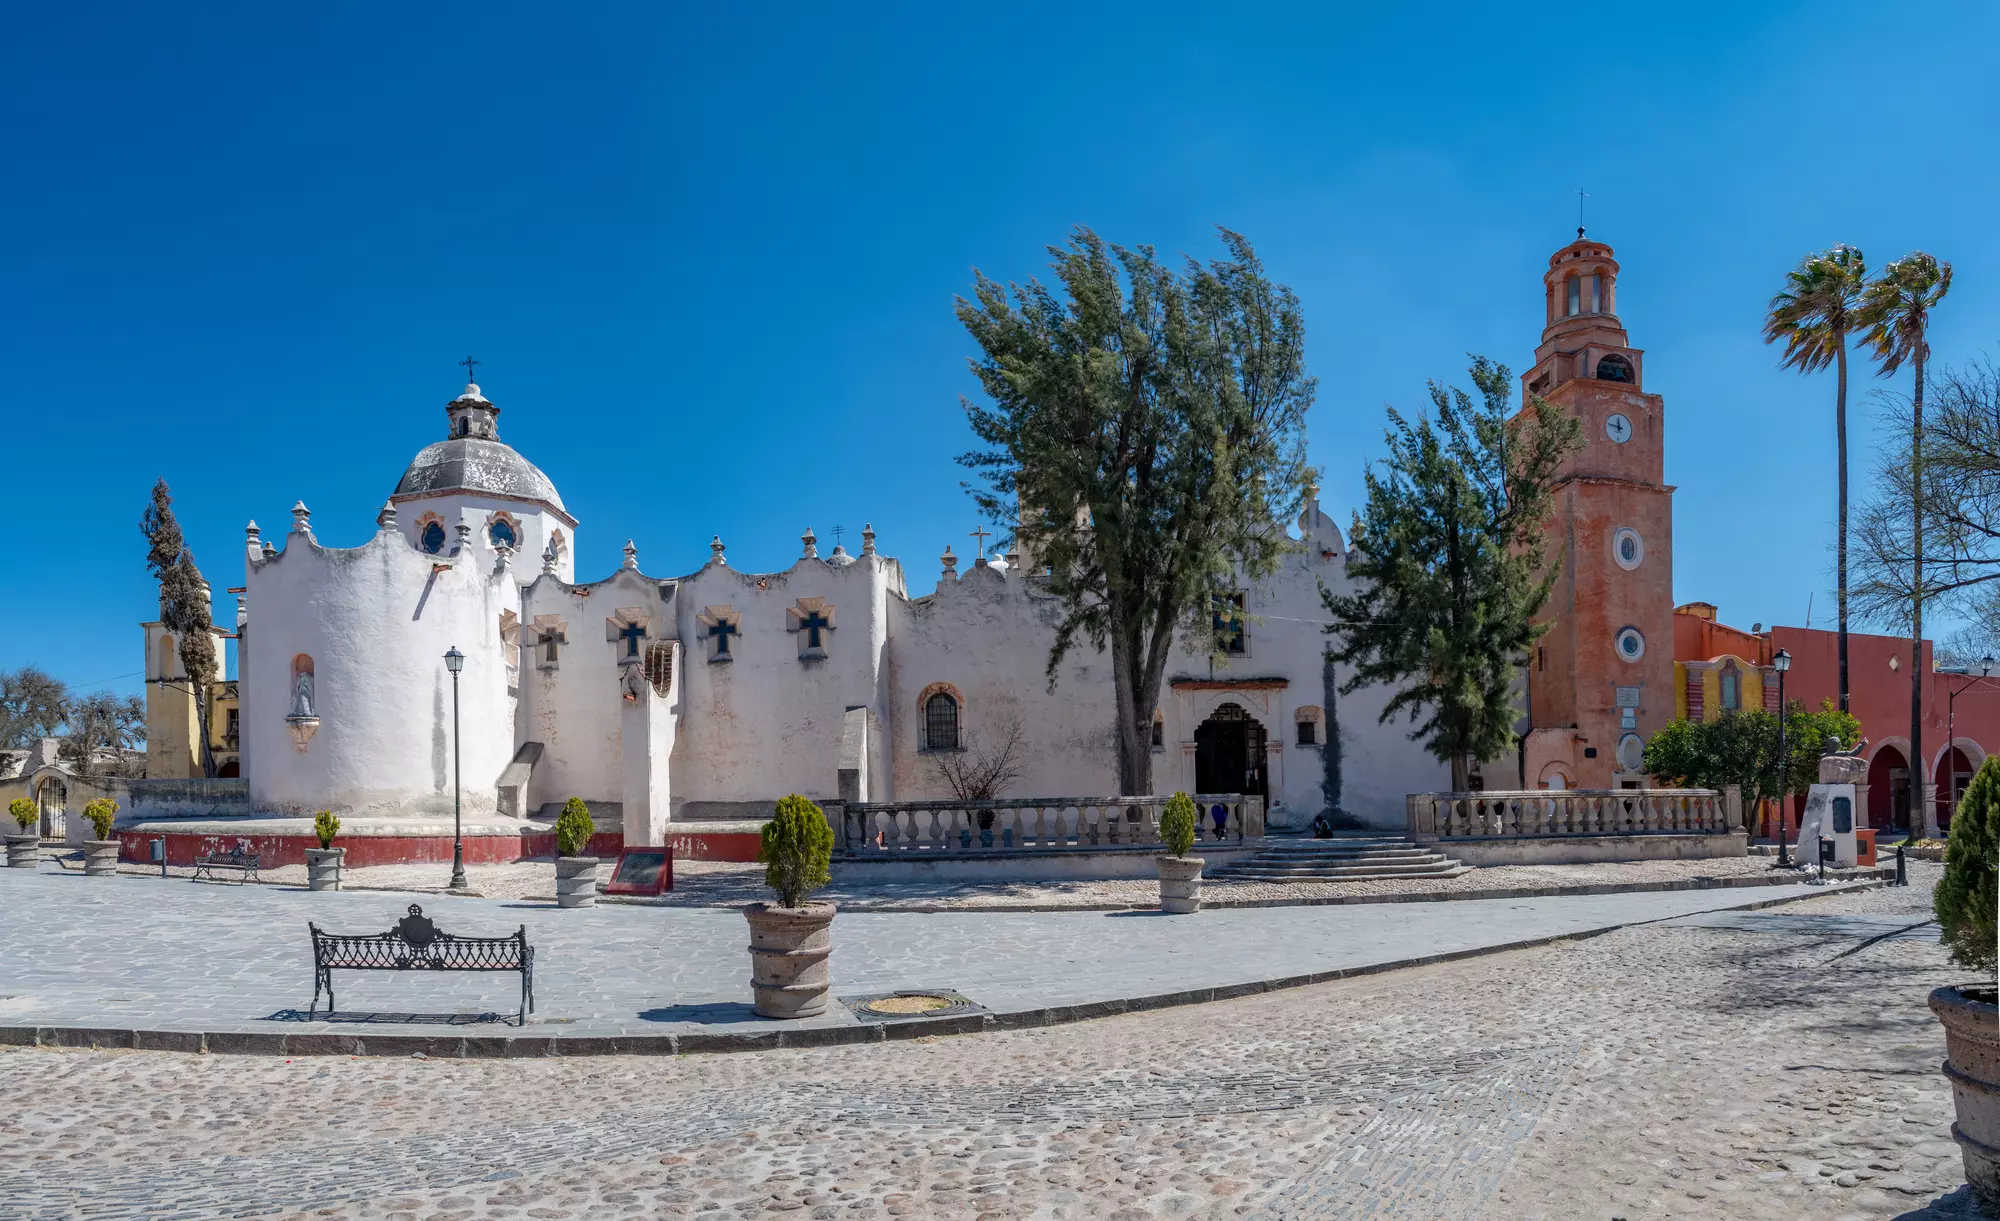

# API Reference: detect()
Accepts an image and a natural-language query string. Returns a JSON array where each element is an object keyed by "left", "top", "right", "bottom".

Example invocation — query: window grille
[{"left": 924, "top": 692, "right": 959, "bottom": 751}]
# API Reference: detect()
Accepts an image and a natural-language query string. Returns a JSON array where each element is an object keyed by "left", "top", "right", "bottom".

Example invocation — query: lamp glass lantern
[{"left": 445, "top": 646, "right": 465, "bottom": 674}]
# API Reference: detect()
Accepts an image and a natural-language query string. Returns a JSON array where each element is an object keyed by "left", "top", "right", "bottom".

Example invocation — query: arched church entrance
[
  {"left": 1194, "top": 702, "right": 1268, "bottom": 798},
  {"left": 1867, "top": 745, "right": 1911, "bottom": 832}
]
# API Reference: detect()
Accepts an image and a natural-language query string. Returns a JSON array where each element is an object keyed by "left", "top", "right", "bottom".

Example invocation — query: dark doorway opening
[{"left": 1194, "top": 703, "right": 1267, "bottom": 797}]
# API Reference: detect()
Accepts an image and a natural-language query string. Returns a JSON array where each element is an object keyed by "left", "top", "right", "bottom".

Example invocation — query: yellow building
[
  {"left": 1671, "top": 602, "right": 1779, "bottom": 723},
  {"left": 142, "top": 616, "right": 238, "bottom": 779}
]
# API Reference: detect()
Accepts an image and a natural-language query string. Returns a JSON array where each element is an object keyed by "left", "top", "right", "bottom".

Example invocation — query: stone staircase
[{"left": 1208, "top": 831, "right": 1467, "bottom": 882}]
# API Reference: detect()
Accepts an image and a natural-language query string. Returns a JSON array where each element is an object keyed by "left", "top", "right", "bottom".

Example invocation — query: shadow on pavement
[
  {"left": 262, "top": 1008, "right": 511, "bottom": 1026},
  {"left": 1893, "top": 1184, "right": 1990, "bottom": 1218},
  {"left": 636, "top": 1001, "right": 766, "bottom": 1024}
]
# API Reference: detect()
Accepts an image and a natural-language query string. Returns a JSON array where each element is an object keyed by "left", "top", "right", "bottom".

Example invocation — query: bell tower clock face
[{"left": 1604, "top": 413, "right": 1633, "bottom": 444}]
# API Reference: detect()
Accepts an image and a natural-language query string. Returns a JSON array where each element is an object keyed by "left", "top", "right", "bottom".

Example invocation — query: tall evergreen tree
[
  {"left": 1763, "top": 245, "right": 1866, "bottom": 713},
  {"left": 1858, "top": 252, "right": 1953, "bottom": 830},
  {"left": 140, "top": 479, "right": 219, "bottom": 777},
  {"left": 958, "top": 227, "right": 1314, "bottom": 794},
  {"left": 1323, "top": 359, "right": 1582, "bottom": 790}
]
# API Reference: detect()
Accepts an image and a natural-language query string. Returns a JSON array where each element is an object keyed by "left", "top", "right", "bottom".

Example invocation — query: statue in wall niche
[{"left": 290, "top": 672, "right": 316, "bottom": 720}]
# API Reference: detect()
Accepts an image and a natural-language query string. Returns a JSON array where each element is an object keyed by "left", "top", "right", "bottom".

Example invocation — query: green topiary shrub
[
  {"left": 1937, "top": 756, "right": 2000, "bottom": 977},
  {"left": 1159, "top": 792, "right": 1198, "bottom": 858},
  {"left": 8, "top": 798, "right": 36, "bottom": 833},
  {"left": 759, "top": 794, "right": 833, "bottom": 908},
  {"left": 82, "top": 798, "right": 119, "bottom": 842},
  {"left": 313, "top": 810, "right": 341, "bottom": 850},
  {"left": 555, "top": 797, "right": 594, "bottom": 858}
]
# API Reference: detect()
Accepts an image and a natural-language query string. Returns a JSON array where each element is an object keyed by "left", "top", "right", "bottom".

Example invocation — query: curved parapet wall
[{"left": 242, "top": 520, "right": 518, "bottom": 819}]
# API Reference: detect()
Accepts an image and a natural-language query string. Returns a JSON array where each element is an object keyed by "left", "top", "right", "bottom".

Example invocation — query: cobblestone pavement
[
  {"left": 0, "top": 865, "right": 1975, "bottom": 1220},
  {"left": 106, "top": 849, "right": 1808, "bottom": 909}
]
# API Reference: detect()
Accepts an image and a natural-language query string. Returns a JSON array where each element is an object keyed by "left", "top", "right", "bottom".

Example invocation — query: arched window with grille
[{"left": 924, "top": 691, "right": 959, "bottom": 751}]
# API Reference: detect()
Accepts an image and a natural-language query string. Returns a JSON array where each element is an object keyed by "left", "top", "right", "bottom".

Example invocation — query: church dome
[{"left": 390, "top": 383, "right": 569, "bottom": 517}]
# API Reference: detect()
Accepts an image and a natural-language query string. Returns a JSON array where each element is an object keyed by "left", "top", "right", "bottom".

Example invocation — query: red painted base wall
[{"left": 118, "top": 825, "right": 764, "bottom": 868}]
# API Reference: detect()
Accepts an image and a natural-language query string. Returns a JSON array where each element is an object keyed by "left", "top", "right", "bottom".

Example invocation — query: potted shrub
[
  {"left": 6, "top": 798, "right": 38, "bottom": 869},
  {"left": 552, "top": 797, "right": 598, "bottom": 908},
  {"left": 1930, "top": 756, "right": 2000, "bottom": 1209},
  {"left": 1156, "top": 791, "right": 1203, "bottom": 914},
  {"left": 305, "top": 810, "right": 345, "bottom": 891},
  {"left": 80, "top": 798, "right": 121, "bottom": 877},
  {"left": 744, "top": 794, "right": 835, "bottom": 1018}
]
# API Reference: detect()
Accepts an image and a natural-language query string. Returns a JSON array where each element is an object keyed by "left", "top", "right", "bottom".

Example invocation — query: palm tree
[
  {"left": 1763, "top": 245, "right": 1867, "bottom": 716},
  {"left": 1857, "top": 251, "right": 1954, "bottom": 834}
]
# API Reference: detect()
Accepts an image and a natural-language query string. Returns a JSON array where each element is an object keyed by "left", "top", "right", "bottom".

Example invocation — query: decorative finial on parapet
[
  {"left": 801, "top": 527, "right": 818, "bottom": 559},
  {"left": 494, "top": 543, "right": 514, "bottom": 574},
  {"left": 291, "top": 501, "right": 312, "bottom": 536},
  {"left": 541, "top": 540, "right": 559, "bottom": 575},
  {"left": 376, "top": 501, "right": 398, "bottom": 530},
  {"left": 454, "top": 521, "right": 472, "bottom": 552},
  {"left": 622, "top": 539, "right": 639, "bottom": 570},
  {"left": 710, "top": 535, "right": 727, "bottom": 565},
  {"left": 245, "top": 520, "right": 261, "bottom": 547},
  {"left": 861, "top": 523, "right": 876, "bottom": 556},
  {"left": 941, "top": 544, "right": 958, "bottom": 581}
]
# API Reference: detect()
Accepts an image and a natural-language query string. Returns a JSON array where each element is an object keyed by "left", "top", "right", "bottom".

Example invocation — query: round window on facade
[
  {"left": 1617, "top": 733, "right": 1645, "bottom": 772},
  {"left": 1615, "top": 626, "right": 1646, "bottom": 662},
  {"left": 1613, "top": 527, "right": 1643, "bottom": 571}
]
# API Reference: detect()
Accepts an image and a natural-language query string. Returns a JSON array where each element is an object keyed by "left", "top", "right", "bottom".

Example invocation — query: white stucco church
[{"left": 223, "top": 378, "right": 1446, "bottom": 847}]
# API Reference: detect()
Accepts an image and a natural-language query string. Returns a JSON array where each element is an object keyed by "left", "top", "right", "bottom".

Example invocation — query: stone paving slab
[{"left": 0, "top": 869, "right": 1879, "bottom": 1055}]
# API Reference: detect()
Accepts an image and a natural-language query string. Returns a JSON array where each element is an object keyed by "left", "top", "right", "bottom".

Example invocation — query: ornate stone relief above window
[
  {"left": 486, "top": 510, "right": 522, "bottom": 550},
  {"left": 786, "top": 597, "right": 835, "bottom": 661},
  {"left": 416, "top": 512, "right": 448, "bottom": 555},
  {"left": 1294, "top": 704, "right": 1325, "bottom": 747},
  {"left": 530, "top": 614, "right": 567, "bottom": 671},
  {"left": 696, "top": 604, "right": 742, "bottom": 663},
  {"left": 606, "top": 608, "right": 650, "bottom": 664}
]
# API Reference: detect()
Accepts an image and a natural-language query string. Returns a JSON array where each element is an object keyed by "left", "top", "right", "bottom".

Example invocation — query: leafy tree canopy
[
  {"left": 1323, "top": 358, "right": 1582, "bottom": 790},
  {"left": 0, "top": 666, "right": 71, "bottom": 748},
  {"left": 957, "top": 227, "right": 1314, "bottom": 794}
]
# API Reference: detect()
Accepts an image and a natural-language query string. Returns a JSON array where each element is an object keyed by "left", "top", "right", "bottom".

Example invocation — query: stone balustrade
[
  {"left": 833, "top": 794, "right": 1261, "bottom": 856},
  {"left": 1406, "top": 788, "right": 1730, "bottom": 840}
]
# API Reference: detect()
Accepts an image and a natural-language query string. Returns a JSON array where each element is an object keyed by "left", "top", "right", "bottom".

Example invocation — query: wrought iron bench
[
  {"left": 308, "top": 904, "right": 535, "bottom": 1026},
  {"left": 191, "top": 846, "right": 262, "bottom": 884}
]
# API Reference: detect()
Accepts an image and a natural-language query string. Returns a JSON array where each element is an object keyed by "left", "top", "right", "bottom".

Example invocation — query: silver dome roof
[{"left": 392, "top": 437, "right": 568, "bottom": 515}]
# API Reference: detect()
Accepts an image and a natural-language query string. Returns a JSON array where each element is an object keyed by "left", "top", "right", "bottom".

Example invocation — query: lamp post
[
  {"left": 1772, "top": 648, "right": 1793, "bottom": 868},
  {"left": 1942, "top": 653, "right": 1996, "bottom": 827},
  {"left": 444, "top": 646, "right": 467, "bottom": 892}
]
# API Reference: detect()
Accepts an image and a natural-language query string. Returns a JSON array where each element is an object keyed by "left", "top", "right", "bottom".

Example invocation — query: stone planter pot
[
  {"left": 83, "top": 840, "right": 121, "bottom": 877},
  {"left": 554, "top": 856, "right": 599, "bottom": 908},
  {"left": 1931, "top": 984, "right": 2000, "bottom": 1208},
  {"left": 305, "top": 847, "right": 346, "bottom": 892},
  {"left": 744, "top": 902, "right": 835, "bottom": 1019},
  {"left": 5, "top": 833, "right": 38, "bottom": 869},
  {"left": 1157, "top": 854, "right": 1205, "bottom": 914}
]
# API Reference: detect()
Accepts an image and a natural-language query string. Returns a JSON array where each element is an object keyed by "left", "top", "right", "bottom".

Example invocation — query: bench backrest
[{"left": 309, "top": 904, "right": 529, "bottom": 969}]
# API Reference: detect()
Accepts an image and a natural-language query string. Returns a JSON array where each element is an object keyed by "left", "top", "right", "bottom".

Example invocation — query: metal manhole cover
[{"left": 840, "top": 989, "right": 986, "bottom": 1023}]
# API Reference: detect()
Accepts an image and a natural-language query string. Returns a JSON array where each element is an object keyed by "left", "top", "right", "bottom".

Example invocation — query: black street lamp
[
  {"left": 1772, "top": 648, "right": 1793, "bottom": 868},
  {"left": 444, "top": 646, "right": 467, "bottom": 893}
]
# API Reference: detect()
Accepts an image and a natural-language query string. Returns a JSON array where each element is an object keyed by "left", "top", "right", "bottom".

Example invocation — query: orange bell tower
[{"left": 1519, "top": 233, "right": 1676, "bottom": 790}]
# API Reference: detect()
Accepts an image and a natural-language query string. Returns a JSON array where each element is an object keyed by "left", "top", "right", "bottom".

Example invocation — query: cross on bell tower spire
[{"left": 459, "top": 356, "right": 480, "bottom": 386}]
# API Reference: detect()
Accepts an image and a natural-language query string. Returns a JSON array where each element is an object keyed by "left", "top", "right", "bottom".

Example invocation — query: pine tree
[
  {"left": 1324, "top": 359, "right": 1582, "bottom": 790},
  {"left": 1936, "top": 755, "right": 1998, "bottom": 976}
]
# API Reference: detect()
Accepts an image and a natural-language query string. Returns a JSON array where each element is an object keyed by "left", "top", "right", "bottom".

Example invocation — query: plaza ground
[{"left": 0, "top": 862, "right": 1981, "bottom": 1218}]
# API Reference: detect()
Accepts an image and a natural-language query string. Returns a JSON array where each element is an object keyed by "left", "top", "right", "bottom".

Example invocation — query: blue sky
[{"left": 5, "top": 2, "right": 1996, "bottom": 698}]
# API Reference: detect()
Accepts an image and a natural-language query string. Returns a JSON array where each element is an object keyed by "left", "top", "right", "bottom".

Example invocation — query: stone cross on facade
[
  {"left": 696, "top": 605, "right": 741, "bottom": 662},
  {"left": 606, "top": 610, "right": 649, "bottom": 661},
  {"left": 785, "top": 597, "right": 835, "bottom": 659}
]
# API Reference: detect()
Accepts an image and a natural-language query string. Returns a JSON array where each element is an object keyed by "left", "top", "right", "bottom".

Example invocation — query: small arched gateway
[{"left": 1194, "top": 702, "right": 1267, "bottom": 798}]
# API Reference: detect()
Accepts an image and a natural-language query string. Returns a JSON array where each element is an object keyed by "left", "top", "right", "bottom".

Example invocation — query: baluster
[{"left": 1031, "top": 803, "right": 1048, "bottom": 848}]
